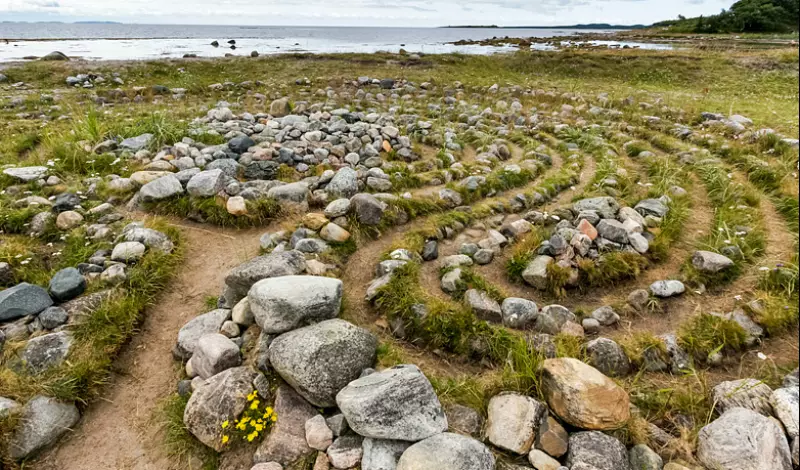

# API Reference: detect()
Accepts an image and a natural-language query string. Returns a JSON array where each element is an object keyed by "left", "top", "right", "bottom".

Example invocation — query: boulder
[
  {"left": 189, "top": 333, "right": 241, "bottom": 379},
  {"left": 270, "top": 319, "right": 377, "bottom": 407},
  {"left": 485, "top": 393, "right": 547, "bottom": 454},
  {"left": 566, "top": 431, "right": 631, "bottom": 470},
  {"left": 248, "top": 275, "right": 343, "bottom": 334},
  {"left": 0, "top": 283, "right": 53, "bottom": 322},
  {"left": 306, "top": 414, "right": 334, "bottom": 451},
  {"left": 268, "top": 182, "right": 310, "bottom": 210},
  {"left": 395, "top": 433, "right": 495, "bottom": 470},
  {"left": 712, "top": 378, "right": 773, "bottom": 416},
  {"left": 48, "top": 267, "right": 86, "bottom": 302},
  {"left": 501, "top": 298, "right": 538, "bottom": 329},
  {"left": 628, "top": 444, "right": 663, "bottom": 470},
  {"left": 7, "top": 396, "right": 80, "bottom": 460},
  {"left": 691, "top": 250, "right": 734, "bottom": 273},
  {"left": 225, "top": 250, "right": 307, "bottom": 299},
  {"left": 327, "top": 435, "right": 363, "bottom": 469},
  {"left": 184, "top": 367, "right": 257, "bottom": 452},
  {"left": 325, "top": 198, "right": 351, "bottom": 218},
  {"left": 229, "top": 135, "right": 255, "bottom": 153},
  {"left": 327, "top": 168, "right": 359, "bottom": 199},
  {"left": 573, "top": 197, "right": 619, "bottom": 219},
  {"left": 541, "top": 358, "right": 630, "bottom": 430},
  {"left": 635, "top": 199, "right": 669, "bottom": 218},
  {"left": 254, "top": 385, "right": 318, "bottom": 465},
  {"left": 649, "top": 280, "right": 685, "bottom": 298},
  {"left": 463, "top": 289, "right": 502, "bottom": 323},
  {"left": 139, "top": 174, "right": 184, "bottom": 202},
  {"left": 596, "top": 219, "right": 628, "bottom": 244},
  {"left": 111, "top": 241, "right": 146, "bottom": 262},
  {"left": 770, "top": 387, "right": 799, "bottom": 438},
  {"left": 38, "top": 306, "right": 68, "bottom": 329},
  {"left": 591, "top": 306, "right": 619, "bottom": 326},
  {"left": 586, "top": 338, "right": 631, "bottom": 377},
  {"left": 175, "top": 309, "right": 231, "bottom": 359},
  {"left": 528, "top": 449, "right": 561, "bottom": 470},
  {"left": 522, "top": 255, "right": 553, "bottom": 290},
  {"left": 336, "top": 364, "right": 447, "bottom": 441},
  {"left": 119, "top": 133, "right": 153, "bottom": 151},
  {"left": 320, "top": 223, "right": 351, "bottom": 243},
  {"left": 3, "top": 166, "right": 48, "bottom": 182},
  {"left": 362, "top": 438, "right": 410, "bottom": 470},
  {"left": 56, "top": 211, "right": 83, "bottom": 230},
  {"left": 20, "top": 331, "right": 72, "bottom": 374},
  {"left": 444, "top": 404, "right": 482, "bottom": 437},
  {"left": 351, "top": 193, "right": 384, "bottom": 226},
  {"left": 186, "top": 169, "right": 225, "bottom": 197},
  {"left": 697, "top": 407, "right": 792, "bottom": 470},
  {"left": 536, "top": 305, "right": 576, "bottom": 335},
  {"left": 534, "top": 415, "right": 569, "bottom": 458}
]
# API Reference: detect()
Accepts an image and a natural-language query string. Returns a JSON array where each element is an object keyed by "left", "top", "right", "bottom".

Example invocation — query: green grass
[
  {"left": 158, "top": 394, "right": 219, "bottom": 470},
  {"left": 678, "top": 312, "right": 748, "bottom": 361},
  {"left": 144, "top": 196, "right": 281, "bottom": 228}
]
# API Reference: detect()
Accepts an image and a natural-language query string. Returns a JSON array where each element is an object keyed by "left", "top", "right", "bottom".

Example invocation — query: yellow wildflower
[
  {"left": 271, "top": 415, "right": 277, "bottom": 422},
  {"left": 221, "top": 435, "right": 229, "bottom": 445},
  {"left": 221, "top": 420, "right": 229, "bottom": 429},
  {"left": 247, "top": 432, "right": 257, "bottom": 442}
]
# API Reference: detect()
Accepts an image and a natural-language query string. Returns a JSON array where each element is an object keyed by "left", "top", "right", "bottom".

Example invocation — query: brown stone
[
  {"left": 577, "top": 219, "right": 598, "bottom": 241},
  {"left": 535, "top": 416, "right": 569, "bottom": 458}
]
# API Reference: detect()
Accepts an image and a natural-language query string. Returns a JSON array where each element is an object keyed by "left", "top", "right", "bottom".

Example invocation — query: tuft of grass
[
  {"left": 144, "top": 196, "right": 281, "bottom": 228},
  {"left": 158, "top": 394, "right": 219, "bottom": 469},
  {"left": 678, "top": 312, "right": 748, "bottom": 361}
]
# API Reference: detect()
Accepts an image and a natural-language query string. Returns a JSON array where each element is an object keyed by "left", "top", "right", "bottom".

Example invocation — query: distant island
[
  {"left": 442, "top": 24, "right": 647, "bottom": 30},
  {"left": 74, "top": 21, "right": 122, "bottom": 24}
]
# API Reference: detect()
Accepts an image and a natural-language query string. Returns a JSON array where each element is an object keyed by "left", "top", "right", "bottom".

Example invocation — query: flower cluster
[{"left": 220, "top": 390, "right": 276, "bottom": 446}]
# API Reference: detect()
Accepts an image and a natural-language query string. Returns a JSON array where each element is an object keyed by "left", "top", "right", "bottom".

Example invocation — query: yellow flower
[
  {"left": 241, "top": 416, "right": 250, "bottom": 424},
  {"left": 221, "top": 435, "right": 229, "bottom": 445},
  {"left": 265, "top": 407, "right": 273, "bottom": 415},
  {"left": 250, "top": 400, "right": 260, "bottom": 410},
  {"left": 247, "top": 432, "right": 257, "bottom": 442},
  {"left": 271, "top": 415, "right": 277, "bottom": 422},
  {"left": 255, "top": 423, "right": 264, "bottom": 431},
  {"left": 221, "top": 420, "right": 229, "bottom": 429}
]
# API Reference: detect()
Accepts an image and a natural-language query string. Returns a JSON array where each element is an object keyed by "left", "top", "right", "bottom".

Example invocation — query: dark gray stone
[
  {"left": 0, "top": 283, "right": 53, "bottom": 322},
  {"left": 48, "top": 268, "right": 86, "bottom": 302}
]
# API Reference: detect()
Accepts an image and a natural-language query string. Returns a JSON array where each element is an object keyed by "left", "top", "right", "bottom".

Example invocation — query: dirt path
[{"left": 35, "top": 220, "right": 267, "bottom": 470}]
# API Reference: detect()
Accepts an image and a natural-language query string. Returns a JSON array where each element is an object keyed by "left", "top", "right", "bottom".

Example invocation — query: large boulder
[
  {"left": 184, "top": 367, "right": 256, "bottom": 451},
  {"left": 485, "top": 393, "right": 547, "bottom": 454},
  {"left": 248, "top": 276, "right": 343, "bottom": 334},
  {"left": 395, "top": 433, "right": 495, "bottom": 470},
  {"left": 139, "top": 174, "right": 184, "bottom": 202},
  {"left": 254, "top": 385, "right": 318, "bottom": 465},
  {"left": 20, "top": 331, "right": 72, "bottom": 374},
  {"left": 7, "top": 396, "right": 80, "bottom": 460},
  {"left": 712, "top": 378, "right": 773, "bottom": 416},
  {"left": 175, "top": 309, "right": 231, "bottom": 359},
  {"left": 541, "top": 358, "right": 630, "bottom": 430},
  {"left": 225, "top": 250, "right": 307, "bottom": 300},
  {"left": 270, "top": 319, "right": 377, "bottom": 407},
  {"left": 327, "top": 168, "right": 359, "bottom": 199},
  {"left": 350, "top": 193, "right": 384, "bottom": 226},
  {"left": 336, "top": 364, "right": 447, "bottom": 441},
  {"left": 697, "top": 407, "right": 792, "bottom": 470},
  {"left": 0, "top": 283, "right": 53, "bottom": 322},
  {"left": 566, "top": 431, "right": 631, "bottom": 470},
  {"left": 267, "top": 182, "right": 310, "bottom": 211},
  {"left": 121, "top": 226, "right": 174, "bottom": 254},
  {"left": 186, "top": 169, "right": 225, "bottom": 197}
]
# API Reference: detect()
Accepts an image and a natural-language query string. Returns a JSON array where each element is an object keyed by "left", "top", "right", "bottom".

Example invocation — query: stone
[
  {"left": 3, "top": 166, "right": 48, "bottom": 182},
  {"left": 440, "top": 255, "right": 473, "bottom": 269},
  {"left": 463, "top": 289, "right": 502, "bottom": 323},
  {"left": 635, "top": 199, "right": 669, "bottom": 218},
  {"left": 184, "top": 367, "right": 257, "bottom": 452},
  {"left": 7, "top": 396, "right": 80, "bottom": 460},
  {"left": 528, "top": 449, "right": 561, "bottom": 470},
  {"left": 270, "top": 98, "right": 292, "bottom": 117},
  {"left": 306, "top": 414, "right": 334, "bottom": 451},
  {"left": 139, "top": 174, "right": 184, "bottom": 202},
  {"left": 351, "top": 193, "right": 384, "bottom": 226},
  {"left": 232, "top": 297, "right": 254, "bottom": 326},
  {"left": 21, "top": 331, "right": 72, "bottom": 374},
  {"left": 326, "top": 414, "right": 349, "bottom": 437},
  {"left": 121, "top": 226, "right": 174, "bottom": 254},
  {"left": 440, "top": 268, "right": 463, "bottom": 294},
  {"left": 362, "top": 438, "right": 410, "bottom": 470},
  {"left": 395, "top": 433, "right": 495, "bottom": 470},
  {"left": 627, "top": 289, "right": 650, "bottom": 312},
  {"left": 628, "top": 444, "right": 663, "bottom": 470},
  {"left": 120, "top": 133, "right": 153, "bottom": 151},
  {"left": 649, "top": 280, "right": 685, "bottom": 298},
  {"left": 270, "top": 319, "right": 377, "bottom": 407},
  {"left": 629, "top": 232, "right": 649, "bottom": 253},
  {"left": 444, "top": 404, "right": 482, "bottom": 437},
  {"left": 225, "top": 250, "right": 307, "bottom": 299},
  {"left": 189, "top": 334, "right": 241, "bottom": 379},
  {"left": 229, "top": 135, "right": 255, "bottom": 154},
  {"left": 697, "top": 407, "right": 792, "bottom": 470},
  {"left": 422, "top": 240, "right": 439, "bottom": 261},
  {"left": 501, "top": 298, "right": 538, "bottom": 329},
  {"left": 56, "top": 211, "right": 83, "bottom": 230},
  {"left": 586, "top": 338, "right": 631, "bottom": 377},
  {"left": 596, "top": 219, "right": 629, "bottom": 244},
  {"left": 573, "top": 197, "right": 619, "bottom": 219},
  {"left": 536, "top": 305, "right": 576, "bottom": 335},
  {"left": 486, "top": 392, "right": 547, "bottom": 454},
  {"left": 48, "top": 267, "right": 86, "bottom": 302},
  {"left": 227, "top": 196, "right": 247, "bottom": 215},
  {"left": 255, "top": 385, "right": 318, "bottom": 464},
  {"left": 566, "top": 431, "right": 631, "bottom": 470},
  {"left": 691, "top": 250, "right": 734, "bottom": 273},
  {"left": 712, "top": 379, "right": 773, "bottom": 416},
  {"left": 111, "top": 241, "right": 146, "bottom": 262},
  {"left": 38, "top": 306, "right": 68, "bottom": 329},
  {"left": 541, "top": 358, "right": 630, "bottom": 430},
  {"left": 187, "top": 169, "right": 225, "bottom": 197},
  {"left": 522, "top": 255, "right": 553, "bottom": 290},
  {"left": 0, "top": 397, "right": 21, "bottom": 418},
  {"left": 535, "top": 416, "right": 568, "bottom": 458},
  {"left": 175, "top": 309, "right": 231, "bottom": 359},
  {"left": 325, "top": 199, "right": 351, "bottom": 218},
  {"left": 438, "top": 188, "right": 463, "bottom": 207},
  {"left": 327, "top": 168, "right": 359, "bottom": 199},
  {"left": 320, "top": 223, "right": 351, "bottom": 243},
  {"left": 473, "top": 249, "right": 494, "bottom": 265},
  {"left": 249, "top": 275, "right": 342, "bottom": 334},
  {"left": 327, "top": 435, "right": 363, "bottom": 469},
  {"left": 770, "top": 387, "right": 799, "bottom": 438},
  {"left": 336, "top": 364, "right": 447, "bottom": 441},
  {"left": 251, "top": 464, "right": 282, "bottom": 470},
  {"left": 591, "top": 306, "right": 619, "bottom": 326},
  {"left": 0, "top": 283, "right": 53, "bottom": 322}
]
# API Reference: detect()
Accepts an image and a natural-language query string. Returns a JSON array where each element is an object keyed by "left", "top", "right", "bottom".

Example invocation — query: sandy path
[{"left": 35, "top": 220, "right": 266, "bottom": 470}]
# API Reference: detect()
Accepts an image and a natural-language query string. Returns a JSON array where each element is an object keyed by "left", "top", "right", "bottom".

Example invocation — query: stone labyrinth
[{"left": 1, "top": 76, "right": 798, "bottom": 470}]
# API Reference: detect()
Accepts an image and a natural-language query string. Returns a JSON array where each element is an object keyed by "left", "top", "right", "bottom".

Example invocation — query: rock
[
  {"left": 249, "top": 276, "right": 343, "bottom": 334},
  {"left": 438, "top": 189, "right": 463, "bottom": 207},
  {"left": 362, "top": 438, "right": 410, "bottom": 470},
  {"left": 566, "top": 431, "right": 631, "bottom": 470},
  {"left": 184, "top": 367, "right": 257, "bottom": 452},
  {"left": 422, "top": 240, "right": 439, "bottom": 261},
  {"left": 629, "top": 232, "right": 649, "bottom": 254},
  {"left": 229, "top": 135, "right": 255, "bottom": 153},
  {"left": 20, "top": 331, "right": 72, "bottom": 374},
  {"left": 440, "top": 255, "right": 473, "bottom": 269},
  {"left": 48, "top": 267, "right": 86, "bottom": 302},
  {"left": 270, "top": 319, "right": 377, "bottom": 407},
  {"left": 327, "top": 435, "right": 363, "bottom": 469},
  {"left": 395, "top": 433, "right": 495, "bottom": 470},
  {"left": 232, "top": 297, "right": 254, "bottom": 326},
  {"left": 534, "top": 415, "right": 568, "bottom": 458},
  {"left": 473, "top": 249, "right": 494, "bottom": 265},
  {"left": 0, "top": 397, "right": 21, "bottom": 418},
  {"left": 189, "top": 333, "right": 241, "bottom": 379},
  {"left": 187, "top": 169, "right": 225, "bottom": 197},
  {"left": 528, "top": 449, "right": 561, "bottom": 470},
  {"left": 227, "top": 196, "right": 247, "bottom": 215},
  {"left": 351, "top": 193, "right": 384, "bottom": 226},
  {"left": 327, "top": 168, "right": 359, "bottom": 199},
  {"left": 268, "top": 182, "right": 310, "bottom": 210},
  {"left": 251, "top": 464, "right": 282, "bottom": 470},
  {"left": 784, "top": 368, "right": 799, "bottom": 388},
  {"left": 0, "top": 283, "right": 53, "bottom": 322},
  {"left": 270, "top": 98, "right": 292, "bottom": 117},
  {"left": 325, "top": 199, "right": 351, "bottom": 218},
  {"left": 120, "top": 133, "right": 153, "bottom": 151},
  {"left": 541, "top": 358, "right": 630, "bottom": 430},
  {"left": 175, "top": 309, "right": 231, "bottom": 359},
  {"left": 536, "top": 305, "right": 576, "bottom": 335},
  {"left": 320, "top": 223, "right": 351, "bottom": 243},
  {"left": 649, "top": 280, "right": 685, "bottom": 298},
  {"left": 56, "top": 211, "right": 83, "bottom": 230},
  {"left": 444, "top": 404, "right": 482, "bottom": 437},
  {"left": 635, "top": 199, "right": 669, "bottom": 218},
  {"left": 522, "top": 255, "right": 553, "bottom": 290},
  {"left": 38, "top": 306, "right": 68, "bottom": 329},
  {"left": 691, "top": 250, "right": 734, "bottom": 273},
  {"left": 627, "top": 289, "right": 650, "bottom": 311},
  {"left": 111, "top": 241, "right": 146, "bottom": 262},
  {"left": 628, "top": 444, "right": 663, "bottom": 470},
  {"left": 139, "top": 174, "right": 184, "bottom": 202},
  {"left": 7, "top": 396, "right": 80, "bottom": 460},
  {"left": 255, "top": 385, "right": 318, "bottom": 465},
  {"left": 501, "top": 298, "right": 538, "bottom": 329},
  {"left": 486, "top": 393, "right": 547, "bottom": 454},
  {"left": 121, "top": 226, "right": 174, "bottom": 254},
  {"left": 591, "top": 306, "right": 619, "bottom": 326},
  {"left": 596, "top": 219, "right": 629, "bottom": 244},
  {"left": 225, "top": 250, "right": 307, "bottom": 300},
  {"left": 697, "top": 407, "right": 792, "bottom": 470},
  {"left": 327, "top": 414, "right": 349, "bottom": 437},
  {"left": 573, "top": 197, "right": 619, "bottom": 219},
  {"left": 770, "top": 387, "right": 798, "bottom": 438},
  {"left": 336, "top": 364, "right": 447, "bottom": 441},
  {"left": 41, "top": 51, "right": 69, "bottom": 61},
  {"left": 463, "top": 289, "right": 502, "bottom": 323},
  {"left": 3, "top": 166, "right": 48, "bottom": 182},
  {"left": 586, "top": 338, "right": 631, "bottom": 377},
  {"left": 712, "top": 379, "right": 773, "bottom": 416},
  {"left": 306, "top": 414, "right": 334, "bottom": 451}
]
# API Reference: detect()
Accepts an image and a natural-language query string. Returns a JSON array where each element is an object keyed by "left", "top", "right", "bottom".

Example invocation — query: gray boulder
[
  {"left": 649, "top": 280, "right": 685, "bottom": 298},
  {"left": 327, "top": 435, "right": 364, "bottom": 469},
  {"left": 573, "top": 197, "right": 619, "bottom": 219},
  {"left": 712, "top": 378, "right": 773, "bottom": 416},
  {"left": 697, "top": 407, "right": 792, "bottom": 470},
  {"left": 336, "top": 364, "right": 447, "bottom": 441},
  {"left": 463, "top": 289, "right": 501, "bottom": 323},
  {"left": 770, "top": 387, "right": 799, "bottom": 439},
  {"left": 566, "top": 431, "right": 631, "bottom": 470},
  {"left": 351, "top": 193, "right": 384, "bottom": 226},
  {"left": 267, "top": 182, "right": 310, "bottom": 209},
  {"left": 38, "top": 306, "right": 68, "bottom": 329},
  {"left": 7, "top": 396, "right": 80, "bottom": 460},
  {"left": 189, "top": 333, "right": 241, "bottom": 379},
  {"left": 254, "top": 385, "right": 318, "bottom": 465},
  {"left": 3, "top": 166, "right": 48, "bottom": 182},
  {"left": 628, "top": 444, "right": 663, "bottom": 470},
  {"left": 119, "top": 133, "right": 153, "bottom": 151},
  {"left": 591, "top": 306, "right": 619, "bottom": 326},
  {"left": 362, "top": 438, "right": 411, "bottom": 470},
  {"left": 21, "top": 331, "right": 72, "bottom": 374},
  {"left": 186, "top": 169, "right": 225, "bottom": 197},
  {"left": 48, "top": 267, "right": 86, "bottom": 302},
  {"left": 501, "top": 298, "right": 538, "bottom": 329},
  {"left": 248, "top": 275, "right": 343, "bottom": 334},
  {"left": 522, "top": 255, "right": 553, "bottom": 290},
  {"left": 596, "top": 219, "right": 628, "bottom": 244},
  {"left": 692, "top": 250, "right": 734, "bottom": 273},
  {"left": 225, "top": 250, "right": 307, "bottom": 300},
  {"left": 175, "top": 309, "right": 231, "bottom": 359},
  {"left": 327, "top": 168, "right": 359, "bottom": 199},
  {"left": 121, "top": 226, "right": 174, "bottom": 254},
  {"left": 635, "top": 199, "right": 669, "bottom": 218},
  {"left": 485, "top": 392, "right": 547, "bottom": 454},
  {"left": 270, "top": 319, "right": 377, "bottom": 407},
  {"left": 139, "top": 174, "right": 184, "bottom": 202},
  {"left": 396, "top": 433, "right": 495, "bottom": 470},
  {"left": 0, "top": 283, "right": 53, "bottom": 322},
  {"left": 586, "top": 338, "right": 631, "bottom": 377}
]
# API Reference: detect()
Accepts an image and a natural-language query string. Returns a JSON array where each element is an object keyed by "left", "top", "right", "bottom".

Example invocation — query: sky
[{"left": 0, "top": 0, "right": 736, "bottom": 27}]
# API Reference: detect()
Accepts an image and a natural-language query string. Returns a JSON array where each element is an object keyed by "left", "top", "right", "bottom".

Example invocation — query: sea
[{"left": 0, "top": 23, "right": 670, "bottom": 62}]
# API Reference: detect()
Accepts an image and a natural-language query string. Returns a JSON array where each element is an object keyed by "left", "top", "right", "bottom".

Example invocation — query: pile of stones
[{"left": 65, "top": 72, "right": 124, "bottom": 88}]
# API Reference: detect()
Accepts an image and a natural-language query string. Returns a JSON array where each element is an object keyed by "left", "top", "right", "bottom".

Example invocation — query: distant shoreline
[{"left": 441, "top": 24, "right": 646, "bottom": 30}]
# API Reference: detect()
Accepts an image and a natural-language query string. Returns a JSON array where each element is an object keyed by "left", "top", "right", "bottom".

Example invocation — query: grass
[
  {"left": 144, "top": 196, "right": 281, "bottom": 228},
  {"left": 678, "top": 312, "right": 748, "bottom": 361},
  {"left": 158, "top": 394, "right": 219, "bottom": 470}
]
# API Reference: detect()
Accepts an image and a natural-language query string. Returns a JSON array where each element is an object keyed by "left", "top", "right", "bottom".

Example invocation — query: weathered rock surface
[
  {"left": 712, "top": 378, "right": 773, "bottom": 415},
  {"left": 189, "top": 333, "right": 241, "bottom": 379},
  {"left": 485, "top": 392, "right": 547, "bottom": 454},
  {"left": 395, "top": 433, "right": 495, "bottom": 470},
  {"left": 255, "top": 385, "right": 318, "bottom": 465},
  {"left": 362, "top": 438, "right": 410, "bottom": 470},
  {"left": 225, "top": 250, "right": 307, "bottom": 299},
  {"left": 248, "top": 275, "right": 343, "bottom": 334},
  {"left": 0, "top": 283, "right": 53, "bottom": 322},
  {"left": 7, "top": 396, "right": 80, "bottom": 460},
  {"left": 175, "top": 309, "right": 231, "bottom": 359},
  {"left": 566, "top": 431, "right": 631, "bottom": 470}
]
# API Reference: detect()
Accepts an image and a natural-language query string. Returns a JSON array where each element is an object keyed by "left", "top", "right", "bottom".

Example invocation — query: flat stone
[
  {"left": 712, "top": 379, "right": 773, "bottom": 416},
  {"left": 463, "top": 289, "right": 501, "bottom": 323},
  {"left": 255, "top": 385, "right": 318, "bottom": 465},
  {"left": 0, "top": 283, "right": 53, "bottom": 322},
  {"left": 692, "top": 250, "right": 734, "bottom": 273},
  {"left": 249, "top": 275, "right": 343, "bottom": 334},
  {"left": 486, "top": 392, "right": 547, "bottom": 454},
  {"left": 189, "top": 333, "right": 241, "bottom": 379},
  {"left": 396, "top": 433, "right": 495, "bottom": 470},
  {"left": 139, "top": 174, "right": 184, "bottom": 202},
  {"left": 20, "top": 331, "right": 72, "bottom": 374},
  {"left": 3, "top": 166, "right": 48, "bottom": 182},
  {"left": 649, "top": 280, "right": 685, "bottom": 298}
]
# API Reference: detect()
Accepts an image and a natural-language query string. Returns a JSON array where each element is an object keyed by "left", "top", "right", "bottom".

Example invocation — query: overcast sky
[{"left": 1, "top": 0, "right": 735, "bottom": 27}]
